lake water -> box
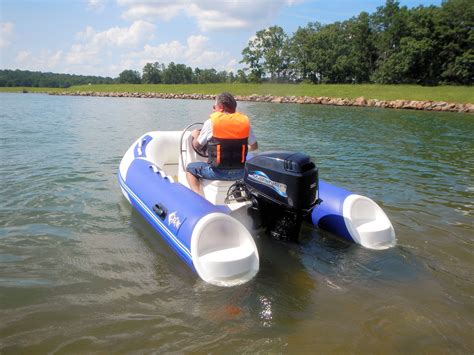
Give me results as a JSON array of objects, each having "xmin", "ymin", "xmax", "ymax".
[{"xmin": 1, "ymin": 93, "xmax": 473, "ymax": 353}]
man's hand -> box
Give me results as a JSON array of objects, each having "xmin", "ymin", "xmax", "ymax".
[
  {"xmin": 191, "ymin": 128, "xmax": 205, "ymax": 152},
  {"xmin": 191, "ymin": 128, "xmax": 201, "ymax": 140},
  {"xmin": 249, "ymin": 142, "xmax": 258, "ymax": 151}
]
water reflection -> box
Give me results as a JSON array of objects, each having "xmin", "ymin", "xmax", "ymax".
[{"xmin": 258, "ymin": 295, "xmax": 273, "ymax": 327}]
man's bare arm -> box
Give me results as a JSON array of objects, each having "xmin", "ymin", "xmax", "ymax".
[{"xmin": 191, "ymin": 129, "xmax": 205, "ymax": 152}]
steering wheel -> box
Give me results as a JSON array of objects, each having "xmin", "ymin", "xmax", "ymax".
[
  {"xmin": 193, "ymin": 141, "xmax": 208, "ymax": 158},
  {"xmin": 180, "ymin": 122, "xmax": 208, "ymax": 169}
]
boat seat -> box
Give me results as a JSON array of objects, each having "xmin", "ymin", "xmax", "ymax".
[
  {"xmin": 197, "ymin": 246, "xmax": 256, "ymax": 278},
  {"xmin": 355, "ymin": 219, "xmax": 394, "ymax": 248},
  {"xmin": 202, "ymin": 179, "xmax": 236, "ymax": 205}
]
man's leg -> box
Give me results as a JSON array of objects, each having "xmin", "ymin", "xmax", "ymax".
[
  {"xmin": 186, "ymin": 162, "xmax": 211, "ymax": 195},
  {"xmin": 186, "ymin": 171, "xmax": 202, "ymax": 194}
]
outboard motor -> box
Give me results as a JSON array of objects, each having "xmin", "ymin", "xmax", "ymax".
[{"xmin": 243, "ymin": 151, "xmax": 319, "ymax": 241}]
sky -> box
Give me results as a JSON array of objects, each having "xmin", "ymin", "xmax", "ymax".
[{"xmin": 0, "ymin": 0, "xmax": 443, "ymax": 78}]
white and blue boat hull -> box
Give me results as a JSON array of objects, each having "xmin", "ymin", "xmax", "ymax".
[{"xmin": 118, "ymin": 131, "xmax": 396, "ymax": 286}]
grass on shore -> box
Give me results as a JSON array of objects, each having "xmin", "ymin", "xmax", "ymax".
[
  {"xmin": 0, "ymin": 86, "xmax": 64, "ymax": 93},
  {"xmin": 1, "ymin": 83, "xmax": 472, "ymax": 104}
]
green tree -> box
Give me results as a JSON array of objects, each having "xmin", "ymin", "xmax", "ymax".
[
  {"xmin": 288, "ymin": 23, "xmax": 321, "ymax": 81},
  {"xmin": 177, "ymin": 64, "xmax": 194, "ymax": 83},
  {"xmin": 0, "ymin": 69, "xmax": 114, "ymax": 88},
  {"xmin": 241, "ymin": 39, "xmax": 264, "ymax": 82},
  {"xmin": 346, "ymin": 12, "xmax": 377, "ymax": 82},
  {"xmin": 371, "ymin": 0, "xmax": 410, "ymax": 83},
  {"xmin": 371, "ymin": 5, "xmax": 444, "ymax": 84},
  {"xmin": 307, "ymin": 22, "xmax": 358, "ymax": 83},
  {"xmin": 142, "ymin": 62, "xmax": 162, "ymax": 84},
  {"xmin": 162, "ymin": 62, "xmax": 194, "ymax": 84},
  {"xmin": 118, "ymin": 69, "xmax": 141, "ymax": 84},
  {"xmin": 194, "ymin": 68, "xmax": 202, "ymax": 83},
  {"xmin": 438, "ymin": 0, "xmax": 474, "ymax": 84},
  {"xmin": 236, "ymin": 69, "xmax": 248, "ymax": 83},
  {"xmin": 442, "ymin": 50, "xmax": 474, "ymax": 84},
  {"xmin": 261, "ymin": 26, "xmax": 290, "ymax": 80},
  {"xmin": 194, "ymin": 68, "xmax": 228, "ymax": 83},
  {"xmin": 217, "ymin": 70, "xmax": 228, "ymax": 83},
  {"xmin": 288, "ymin": 20, "xmax": 373, "ymax": 83},
  {"xmin": 241, "ymin": 26, "xmax": 289, "ymax": 81}
]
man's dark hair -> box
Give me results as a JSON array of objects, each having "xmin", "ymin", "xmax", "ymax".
[{"xmin": 216, "ymin": 92, "xmax": 237, "ymax": 113}]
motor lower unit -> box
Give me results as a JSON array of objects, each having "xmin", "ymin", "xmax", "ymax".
[{"xmin": 242, "ymin": 151, "xmax": 319, "ymax": 241}]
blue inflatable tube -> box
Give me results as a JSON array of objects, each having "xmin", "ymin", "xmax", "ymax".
[
  {"xmin": 120, "ymin": 158, "xmax": 220, "ymax": 269},
  {"xmin": 312, "ymin": 180, "xmax": 396, "ymax": 249},
  {"xmin": 118, "ymin": 133, "xmax": 259, "ymax": 287},
  {"xmin": 312, "ymin": 180, "xmax": 353, "ymax": 241}
]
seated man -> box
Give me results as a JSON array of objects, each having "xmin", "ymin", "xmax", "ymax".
[{"xmin": 186, "ymin": 92, "xmax": 258, "ymax": 194}]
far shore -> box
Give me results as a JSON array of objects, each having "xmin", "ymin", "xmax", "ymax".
[
  {"xmin": 49, "ymin": 90, "xmax": 474, "ymax": 114},
  {"xmin": 1, "ymin": 84, "xmax": 472, "ymax": 113}
]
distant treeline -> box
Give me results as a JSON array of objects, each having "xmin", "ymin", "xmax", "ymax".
[
  {"xmin": 0, "ymin": 69, "xmax": 115, "ymax": 88},
  {"xmin": 117, "ymin": 62, "xmax": 244, "ymax": 85},
  {"xmin": 0, "ymin": 65, "xmax": 237, "ymax": 88},
  {"xmin": 241, "ymin": 0, "xmax": 473, "ymax": 85}
]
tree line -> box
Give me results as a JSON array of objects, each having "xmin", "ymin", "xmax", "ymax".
[
  {"xmin": 241, "ymin": 0, "xmax": 473, "ymax": 84},
  {"xmin": 0, "ymin": 64, "xmax": 245, "ymax": 88},
  {"xmin": 117, "ymin": 62, "xmax": 248, "ymax": 84},
  {"xmin": 0, "ymin": 69, "xmax": 115, "ymax": 88}
]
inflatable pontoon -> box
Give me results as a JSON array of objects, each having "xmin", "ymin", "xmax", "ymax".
[{"xmin": 118, "ymin": 127, "xmax": 396, "ymax": 286}]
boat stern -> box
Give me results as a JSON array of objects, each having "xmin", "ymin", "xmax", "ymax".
[{"xmin": 191, "ymin": 213, "xmax": 259, "ymax": 287}]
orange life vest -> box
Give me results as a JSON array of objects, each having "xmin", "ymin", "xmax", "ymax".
[{"xmin": 207, "ymin": 112, "xmax": 250, "ymax": 169}]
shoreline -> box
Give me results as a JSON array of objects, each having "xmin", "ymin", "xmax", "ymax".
[{"xmin": 43, "ymin": 91, "xmax": 470, "ymax": 113}]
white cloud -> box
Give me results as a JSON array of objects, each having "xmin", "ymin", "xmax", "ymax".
[
  {"xmin": 62, "ymin": 20, "xmax": 155, "ymax": 69},
  {"xmin": 224, "ymin": 58, "xmax": 239, "ymax": 73},
  {"xmin": 119, "ymin": 1, "xmax": 184, "ymax": 21},
  {"xmin": 14, "ymin": 47, "xmax": 116, "ymax": 76},
  {"xmin": 65, "ymin": 43, "xmax": 100, "ymax": 66},
  {"xmin": 87, "ymin": 0, "xmax": 107, "ymax": 12},
  {"xmin": 107, "ymin": 60, "xmax": 136, "ymax": 76},
  {"xmin": 0, "ymin": 22, "xmax": 14, "ymax": 48},
  {"xmin": 76, "ymin": 20, "xmax": 155, "ymax": 47},
  {"xmin": 118, "ymin": 0, "xmax": 298, "ymax": 31},
  {"xmin": 16, "ymin": 50, "xmax": 31, "ymax": 63},
  {"xmin": 87, "ymin": 0, "xmax": 107, "ymax": 11},
  {"xmin": 126, "ymin": 34, "xmax": 232, "ymax": 70},
  {"xmin": 49, "ymin": 50, "xmax": 64, "ymax": 67},
  {"xmin": 15, "ymin": 49, "xmax": 64, "ymax": 71}
]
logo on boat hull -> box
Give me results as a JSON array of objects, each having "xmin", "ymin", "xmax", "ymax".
[
  {"xmin": 168, "ymin": 211, "xmax": 182, "ymax": 229},
  {"xmin": 247, "ymin": 170, "xmax": 287, "ymax": 198}
]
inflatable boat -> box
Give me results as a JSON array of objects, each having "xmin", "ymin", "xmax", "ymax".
[{"xmin": 118, "ymin": 126, "xmax": 396, "ymax": 286}]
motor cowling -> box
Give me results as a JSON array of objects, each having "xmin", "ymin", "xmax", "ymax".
[{"xmin": 243, "ymin": 151, "xmax": 319, "ymax": 241}]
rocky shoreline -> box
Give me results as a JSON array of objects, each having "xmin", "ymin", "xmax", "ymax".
[{"xmin": 50, "ymin": 91, "xmax": 474, "ymax": 113}]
